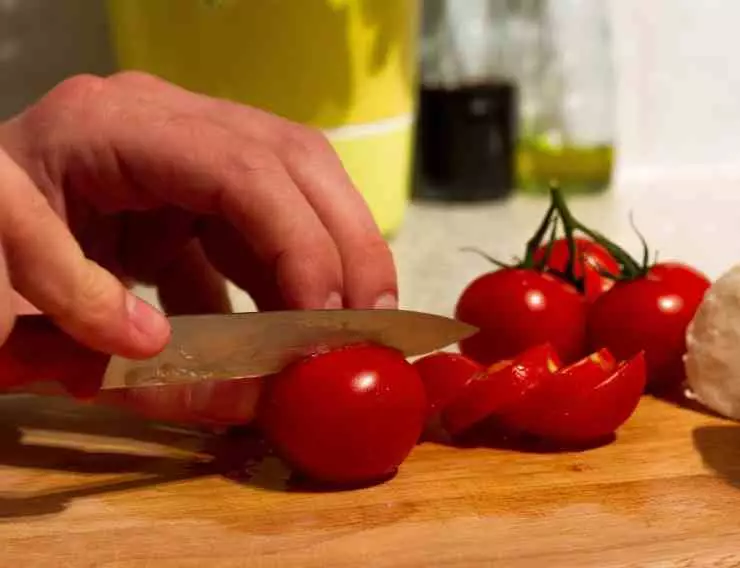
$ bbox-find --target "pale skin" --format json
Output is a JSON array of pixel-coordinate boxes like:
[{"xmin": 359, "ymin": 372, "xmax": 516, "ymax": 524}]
[{"xmin": 0, "ymin": 72, "xmax": 398, "ymax": 424}]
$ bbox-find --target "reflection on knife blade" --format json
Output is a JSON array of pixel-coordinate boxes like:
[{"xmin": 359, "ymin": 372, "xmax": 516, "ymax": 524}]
[{"xmin": 101, "ymin": 309, "xmax": 478, "ymax": 390}]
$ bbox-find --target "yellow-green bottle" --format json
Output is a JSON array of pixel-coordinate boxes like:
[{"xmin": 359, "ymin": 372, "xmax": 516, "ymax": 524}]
[
  {"xmin": 511, "ymin": 0, "xmax": 614, "ymax": 194},
  {"xmin": 105, "ymin": 0, "xmax": 420, "ymax": 237}
]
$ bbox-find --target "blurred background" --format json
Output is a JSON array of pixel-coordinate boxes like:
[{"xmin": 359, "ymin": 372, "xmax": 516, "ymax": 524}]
[{"xmin": 2, "ymin": 0, "xmax": 740, "ymax": 310}]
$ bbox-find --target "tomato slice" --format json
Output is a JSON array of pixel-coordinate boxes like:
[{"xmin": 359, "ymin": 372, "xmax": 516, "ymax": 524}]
[
  {"xmin": 501, "ymin": 350, "xmax": 646, "ymax": 444},
  {"xmin": 412, "ymin": 352, "xmax": 484, "ymax": 420},
  {"xmin": 441, "ymin": 344, "xmax": 561, "ymax": 436}
]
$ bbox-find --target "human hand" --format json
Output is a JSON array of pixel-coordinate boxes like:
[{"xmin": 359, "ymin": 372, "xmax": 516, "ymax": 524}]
[{"xmin": 0, "ymin": 72, "xmax": 397, "ymax": 424}]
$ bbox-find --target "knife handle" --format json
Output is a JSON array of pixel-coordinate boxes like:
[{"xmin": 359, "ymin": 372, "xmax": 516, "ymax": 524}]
[{"xmin": 0, "ymin": 315, "xmax": 109, "ymax": 398}]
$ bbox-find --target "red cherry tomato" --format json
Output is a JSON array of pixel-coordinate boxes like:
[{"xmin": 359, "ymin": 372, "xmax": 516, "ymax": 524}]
[
  {"xmin": 534, "ymin": 237, "xmax": 620, "ymax": 302},
  {"xmin": 456, "ymin": 268, "xmax": 587, "ymax": 366},
  {"xmin": 649, "ymin": 261, "xmax": 711, "ymax": 299},
  {"xmin": 441, "ymin": 344, "xmax": 561, "ymax": 436},
  {"xmin": 259, "ymin": 344, "xmax": 426, "ymax": 485},
  {"xmin": 412, "ymin": 352, "xmax": 483, "ymax": 420},
  {"xmin": 588, "ymin": 269, "xmax": 707, "ymax": 391},
  {"xmin": 501, "ymin": 350, "xmax": 645, "ymax": 444},
  {"xmin": 500, "ymin": 348, "xmax": 614, "ymax": 432}
]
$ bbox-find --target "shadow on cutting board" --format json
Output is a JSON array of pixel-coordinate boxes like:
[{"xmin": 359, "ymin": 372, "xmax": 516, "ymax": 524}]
[
  {"xmin": 692, "ymin": 425, "xmax": 740, "ymax": 489},
  {"xmin": 0, "ymin": 395, "xmax": 297, "ymax": 519}
]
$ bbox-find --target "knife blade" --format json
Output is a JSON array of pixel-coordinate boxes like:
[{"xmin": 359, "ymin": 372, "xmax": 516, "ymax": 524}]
[
  {"xmin": 0, "ymin": 311, "xmax": 477, "ymax": 393},
  {"xmin": 101, "ymin": 309, "xmax": 477, "ymax": 390}
]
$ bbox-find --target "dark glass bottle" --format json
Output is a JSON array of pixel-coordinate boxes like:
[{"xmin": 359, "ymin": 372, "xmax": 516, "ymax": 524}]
[{"xmin": 413, "ymin": 0, "xmax": 517, "ymax": 202}]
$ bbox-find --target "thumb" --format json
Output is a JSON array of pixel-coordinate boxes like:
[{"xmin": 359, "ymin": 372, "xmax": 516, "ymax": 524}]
[{"xmin": 0, "ymin": 148, "xmax": 170, "ymax": 358}]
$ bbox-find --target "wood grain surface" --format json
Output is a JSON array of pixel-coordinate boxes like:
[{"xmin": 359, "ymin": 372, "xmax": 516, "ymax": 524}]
[{"xmin": 1, "ymin": 393, "xmax": 739, "ymax": 567}]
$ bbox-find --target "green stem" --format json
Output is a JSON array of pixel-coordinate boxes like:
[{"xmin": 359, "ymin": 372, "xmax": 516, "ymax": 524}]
[
  {"xmin": 536, "ymin": 215, "xmax": 559, "ymax": 271},
  {"xmin": 460, "ymin": 247, "xmax": 512, "ymax": 269},
  {"xmin": 521, "ymin": 203, "xmax": 556, "ymax": 268},
  {"xmin": 549, "ymin": 185, "xmax": 644, "ymax": 278}
]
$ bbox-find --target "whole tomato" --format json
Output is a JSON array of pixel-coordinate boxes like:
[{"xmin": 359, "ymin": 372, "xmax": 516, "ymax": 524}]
[
  {"xmin": 259, "ymin": 344, "xmax": 426, "ymax": 485},
  {"xmin": 456, "ymin": 268, "xmax": 587, "ymax": 366},
  {"xmin": 649, "ymin": 261, "xmax": 711, "ymax": 298},
  {"xmin": 534, "ymin": 237, "xmax": 620, "ymax": 302},
  {"xmin": 588, "ymin": 266, "xmax": 708, "ymax": 391}
]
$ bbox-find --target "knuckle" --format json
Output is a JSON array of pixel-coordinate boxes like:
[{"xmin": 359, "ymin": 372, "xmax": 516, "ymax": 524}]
[
  {"xmin": 22, "ymin": 74, "xmax": 107, "ymax": 135},
  {"xmin": 282, "ymin": 125, "xmax": 335, "ymax": 162},
  {"xmin": 364, "ymin": 234, "xmax": 394, "ymax": 261},
  {"xmin": 277, "ymin": 232, "xmax": 340, "ymax": 275},
  {"xmin": 353, "ymin": 233, "xmax": 395, "ymax": 273},
  {"xmin": 40, "ymin": 74, "xmax": 106, "ymax": 112},
  {"xmin": 225, "ymin": 142, "xmax": 284, "ymax": 180},
  {"xmin": 109, "ymin": 70, "xmax": 161, "ymax": 88}
]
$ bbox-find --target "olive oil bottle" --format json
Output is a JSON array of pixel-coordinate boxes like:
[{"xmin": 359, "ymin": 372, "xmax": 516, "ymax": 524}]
[{"xmin": 510, "ymin": 0, "xmax": 614, "ymax": 194}]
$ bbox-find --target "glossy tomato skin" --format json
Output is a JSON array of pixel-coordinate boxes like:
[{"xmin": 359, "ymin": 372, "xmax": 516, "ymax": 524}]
[
  {"xmin": 259, "ymin": 344, "xmax": 426, "ymax": 485},
  {"xmin": 456, "ymin": 269, "xmax": 587, "ymax": 366},
  {"xmin": 588, "ymin": 273, "xmax": 706, "ymax": 391},
  {"xmin": 503, "ymin": 351, "xmax": 646, "ymax": 444},
  {"xmin": 441, "ymin": 343, "xmax": 561, "ymax": 436},
  {"xmin": 649, "ymin": 262, "xmax": 711, "ymax": 299},
  {"xmin": 499, "ymin": 348, "xmax": 614, "ymax": 434},
  {"xmin": 534, "ymin": 237, "xmax": 620, "ymax": 302},
  {"xmin": 413, "ymin": 352, "xmax": 483, "ymax": 420}
]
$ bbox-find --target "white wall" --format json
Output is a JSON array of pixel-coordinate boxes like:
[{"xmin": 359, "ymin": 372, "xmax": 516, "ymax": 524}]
[
  {"xmin": 3, "ymin": 0, "xmax": 740, "ymax": 186},
  {"xmin": 612, "ymin": 0, "xmax": 740, "ymax": 187},
  {"xmin": 0, "ymin": 0, "xmax": 114, "ymax": 119}
]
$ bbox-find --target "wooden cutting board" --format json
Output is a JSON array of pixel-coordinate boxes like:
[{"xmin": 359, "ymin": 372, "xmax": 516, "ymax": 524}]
[{"xmin": 1, "ymin": 393, "xmax": 740, "ymax": 567}]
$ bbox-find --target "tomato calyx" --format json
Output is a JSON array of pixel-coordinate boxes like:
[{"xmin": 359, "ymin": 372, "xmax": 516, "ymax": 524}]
[{"xmin": 548, "ymin": 184, "xmax": 648, "ymax": 281}]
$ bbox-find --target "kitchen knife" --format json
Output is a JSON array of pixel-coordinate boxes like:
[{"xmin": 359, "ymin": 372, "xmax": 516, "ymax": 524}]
[{"xmin": 0, "ymin": 311, "xmax": 477, "ymax": 392}]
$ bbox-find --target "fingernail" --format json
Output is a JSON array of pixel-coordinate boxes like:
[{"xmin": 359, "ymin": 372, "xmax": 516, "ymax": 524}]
[
  {"xmin": 374, "ymin": 292, "xmax": 398, "ymax": 310},
  {"xmin": 324, "ymin": 292, "xmax": 343, "ymax": 310},
  {"xmin": 126, "ymin": 293, "xmax": 170, "ymax": 342}
]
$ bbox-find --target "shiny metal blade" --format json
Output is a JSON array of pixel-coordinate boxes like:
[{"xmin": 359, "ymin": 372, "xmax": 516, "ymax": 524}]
[{"xmin": 101, "ymin": 309, "xmax": 477, "ymax": 390}]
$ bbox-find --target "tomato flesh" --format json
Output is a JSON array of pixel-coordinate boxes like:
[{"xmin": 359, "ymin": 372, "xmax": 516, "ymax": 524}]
[
  {"xmin": 441, "ymin": 344, "xmax": 561, "ymax": 436},
  {"xmin": 500, "ymin": 350, "xmax": 645, "ymax": 444},
  {"xmin": 412, "ymin": 352, "xmax": 483, "ymax": 419},
  {"xmin": 500, "ymin": 348, "xmax": 614, "ymax": 433},
  {"xmin": 259, "ymin": 344, "xmax": 426, "ymax": 485},
  {"xmin": 456, "ymin": 268, "xmax": 587, "ymax": 366}
]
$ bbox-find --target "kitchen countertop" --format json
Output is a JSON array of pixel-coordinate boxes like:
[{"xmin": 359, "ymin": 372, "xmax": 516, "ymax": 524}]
[
  {"xmin": 2, "ymin": 369, "xmax": 740, "ymax": 566},
  {"xmin": 5, "ymin": 184, "xmax": 740, "ymax": 566},
  {"xmin": 136, "ymin": 183, "xmax": 740, "ymax": 315}
]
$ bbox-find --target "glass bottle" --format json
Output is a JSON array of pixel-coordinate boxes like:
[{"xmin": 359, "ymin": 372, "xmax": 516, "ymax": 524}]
[
  {"xmin": 511, "ymin": 0, "xmax": 614, "ymax": 193},
  {"xmin": 414, "ymin": 0, "xmax": 518, "ymax": 201},
  {"xmin": 106, "ymin": 0, "xmax": 420, "ymax": 237}
]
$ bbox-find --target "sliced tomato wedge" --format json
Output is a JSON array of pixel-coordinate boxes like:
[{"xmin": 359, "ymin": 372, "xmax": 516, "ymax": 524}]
[
  {"xmin": 412, "ymin": 352, "xmax": 484, "ymax": 420},
  {"xmin": 441, "ymin": 344, "xmax": 561, "ymax": 436},
  {"xmin": 501, "ymin": 350, "xmax": 646, "ymax": 444}
]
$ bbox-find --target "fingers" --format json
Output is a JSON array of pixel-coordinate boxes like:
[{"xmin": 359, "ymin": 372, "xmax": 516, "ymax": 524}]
[
  {"xmin": 155, "ymin": 239, "xmax": 232, "ymax": 316},
  {"xmin": 199, "ymin": 218, "xmax": 285, "ymax": 311},
  {"xmin": 21, "ymin": 75, "xmax": 344, "ymax": 310},
  {"xmin": 107, "ymin": 72, "xmax": 398, "ymax": 308},
  {"xmin": 0, "ymin": 148, "xmax": 170, "ymax": 358},
  {"xmin": 11, "ymin": 290, "xmax": 40, "ymax": 315},
  {"xmin": 278, "ymin": 126, "xmax": 399, "ymax": 308},
  {"xmin": 0, "ymin": 251, "xmax": 15, "ymax": 346}
]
